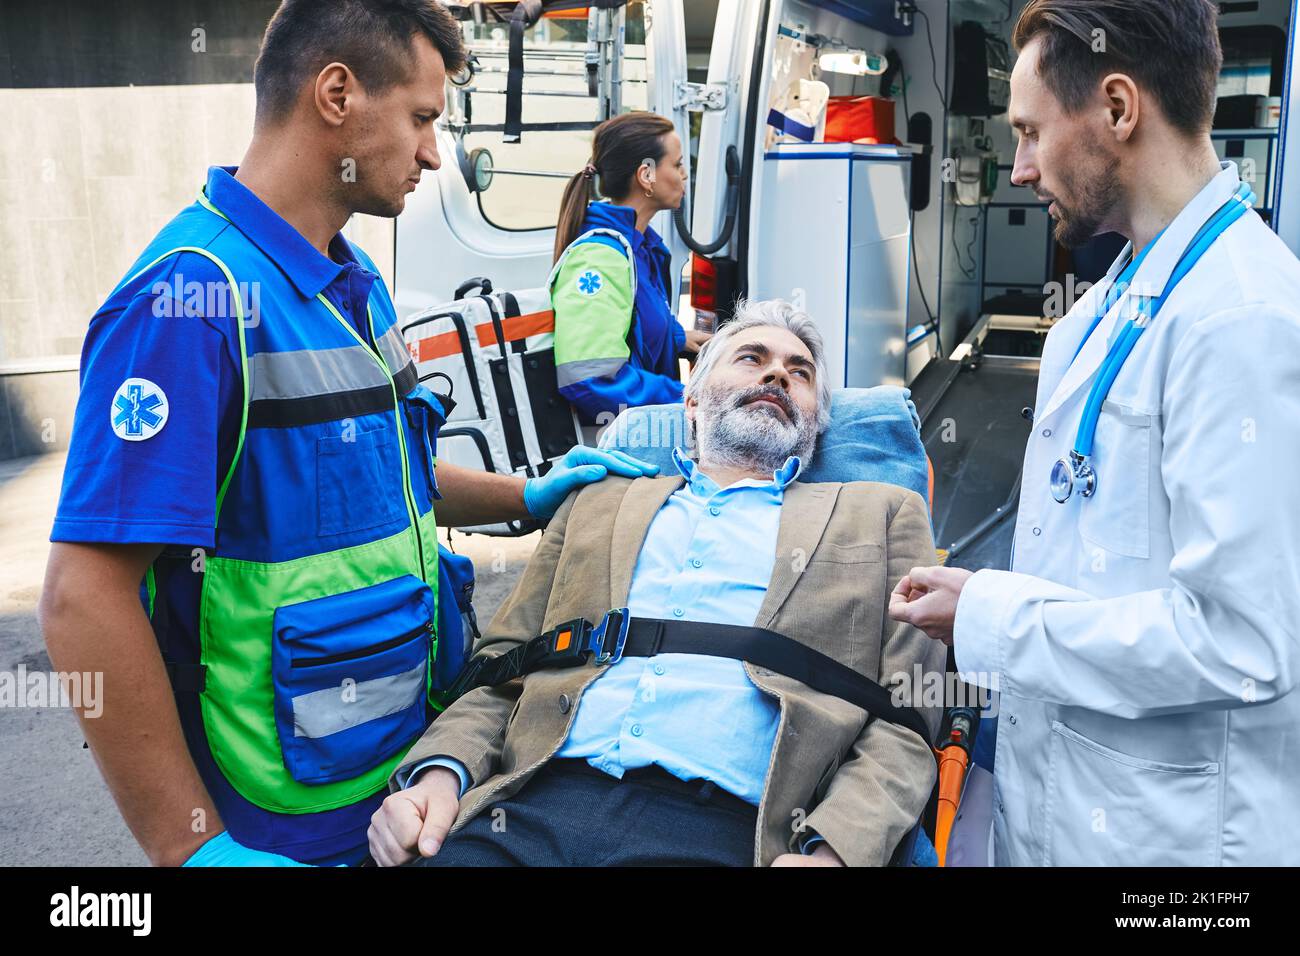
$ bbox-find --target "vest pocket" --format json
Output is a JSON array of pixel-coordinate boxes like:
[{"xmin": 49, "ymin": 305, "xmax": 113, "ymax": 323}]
[
  {"xmin": 271, "ymin": 574, "xmax": 434, "ymax": 785},
  {"xmin": 317, "ymin": 424, "xmax": 407, "ymax": 537},
  {"xmin": 402, "ymin": 386, "xmax": 445, "ymax": 503}
]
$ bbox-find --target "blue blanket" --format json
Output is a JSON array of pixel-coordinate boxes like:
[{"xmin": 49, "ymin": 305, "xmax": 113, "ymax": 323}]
[{"xmin": 598, "ymin": 386, "xmax": 928, "ymax": 503}]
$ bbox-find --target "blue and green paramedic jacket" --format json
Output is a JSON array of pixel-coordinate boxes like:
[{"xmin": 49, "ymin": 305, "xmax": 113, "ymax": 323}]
[
  {"xmin": 51, "ymin": 166, "xmax": 443, "ymax": 865},
  {"xmin": 550, "ymin": 201, "xmax": 687, "ymax": 425}
]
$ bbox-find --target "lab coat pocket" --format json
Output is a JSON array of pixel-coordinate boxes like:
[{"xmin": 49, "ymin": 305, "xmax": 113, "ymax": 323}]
[
  {"xmin": 1078, "ymin": 402, "xmax": 1152, "ymax": 559},
  {"xmin": 1043, "ymin": 721, "xmax": 1220, "ymax": 866}
]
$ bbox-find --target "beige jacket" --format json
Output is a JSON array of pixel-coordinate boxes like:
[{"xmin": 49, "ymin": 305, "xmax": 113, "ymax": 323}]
[{"xmin": 394, "ymin": 475, "xmax": 945, "ymax": 866}]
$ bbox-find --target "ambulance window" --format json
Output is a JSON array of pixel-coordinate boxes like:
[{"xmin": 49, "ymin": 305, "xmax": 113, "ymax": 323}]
[
  {"xmin": 1216, "ymin": 26, "xmax": 1287, "ymax": 99},
  {"xmin": 457, "ymin": 3, "xmax": 648, "ymax": 233}
]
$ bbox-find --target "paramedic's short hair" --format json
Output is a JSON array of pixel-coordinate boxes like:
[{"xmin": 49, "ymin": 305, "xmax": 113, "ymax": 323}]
[
  {"xmin": 687, "ymin": 298, "xmax": 833, "ymax": 432},
  {"xmin": 1013, "ymin": 0, "xmax": 1221, "ymax": 137},
  {"xmin": 254, "ymin": 0, "xmax": 466, "ymax": 123}
]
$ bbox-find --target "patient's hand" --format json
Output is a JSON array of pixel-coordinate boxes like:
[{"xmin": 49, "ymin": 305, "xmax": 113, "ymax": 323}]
[
  {"xmin": 367, "ymin": 767, "xmax": 462, "ymax": 867},
  {"xmin": 771, "ymin": 844, "xmax": 846, "ymax": 867}
]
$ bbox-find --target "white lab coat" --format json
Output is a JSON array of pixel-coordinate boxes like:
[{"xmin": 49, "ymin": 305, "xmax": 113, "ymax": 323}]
[{"xmin": 954, "ymin": 163, "xmax": 1300, "ymax": 866}]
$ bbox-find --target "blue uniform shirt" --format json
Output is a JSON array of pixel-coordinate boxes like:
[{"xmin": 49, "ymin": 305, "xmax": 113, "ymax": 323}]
[
  {"xmin": 557, "ymin": 202, "xmax": 687, "ymax": 424},
  {"xmin": 51, "ymin": 166, "xmax": 399, "ymax": 864}
]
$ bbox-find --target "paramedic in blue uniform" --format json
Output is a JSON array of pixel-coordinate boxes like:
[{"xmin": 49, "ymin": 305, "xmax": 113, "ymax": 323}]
[
  {"xmin": 550, "ymin": 112, "xmax": 712, "ymax": 426},
  {"xmin": 38, "ymin": 0, "xmax": 654, "ymax": 868}
]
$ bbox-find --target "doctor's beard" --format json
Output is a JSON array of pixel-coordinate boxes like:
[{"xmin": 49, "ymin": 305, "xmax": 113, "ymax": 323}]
[
  {"xmin": 693, "ymin": 380, "xmax": 819, "ymax": 475},
  {"xmin": 1046, "ymin": 145, "xmax": 1122, "ymax": 249}
]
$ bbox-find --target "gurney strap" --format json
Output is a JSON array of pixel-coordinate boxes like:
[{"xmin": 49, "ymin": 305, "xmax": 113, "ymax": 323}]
[{"xmin": 446, "ymin": 611, "xmax": 932, "ymax": 745}]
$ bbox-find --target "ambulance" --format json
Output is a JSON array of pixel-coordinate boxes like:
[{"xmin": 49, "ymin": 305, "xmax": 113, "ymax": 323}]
[{"xmin": 395, "ymin": 0, "xmax": 1300, "ymax": 564}]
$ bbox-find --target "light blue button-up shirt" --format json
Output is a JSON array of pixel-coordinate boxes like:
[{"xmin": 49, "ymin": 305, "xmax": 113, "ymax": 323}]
[
  {"xmin": 551, "ymin": 447, "xmax": 799, "ymax": 804},
  {"xmin": 406, "ymin": 448, "xmax": 799, "ymax": 808}
]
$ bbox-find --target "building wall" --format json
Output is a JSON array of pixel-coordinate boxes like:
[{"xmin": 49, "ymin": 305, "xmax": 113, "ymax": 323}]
[{"xmin": 0, "ymin": 0, "xmax": 395, "ymax": 458}]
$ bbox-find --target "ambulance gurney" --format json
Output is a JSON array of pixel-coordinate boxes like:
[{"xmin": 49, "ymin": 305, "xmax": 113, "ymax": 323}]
[
  {"xmin": 598, "ymin": 388, "xmax": 983, "ymax": 866},
  {"xmin": 401, "ymin": 278, "xmax": 582, "ymax": 535}
]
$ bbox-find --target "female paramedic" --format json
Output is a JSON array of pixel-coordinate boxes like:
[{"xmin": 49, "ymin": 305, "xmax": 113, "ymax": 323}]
[{"xmin": 549, "ymin": 111, "xmax": 711, "ymax": 425}]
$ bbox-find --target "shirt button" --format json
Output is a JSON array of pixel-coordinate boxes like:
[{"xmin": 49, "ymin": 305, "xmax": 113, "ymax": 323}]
[
  {"xmin": 630, "ymin": 723, "xmax": 643, "ymax": 737},
  {"xmin": 1042, "ymin": 428, "xmax": 1052, "ymax": 438},
  {"xmin": 558, "ymin": 694, "xmax": 571, "ymax": 714},
  {"xmin": 1032, "ymin": 527, "xmax": 1042, "ymax": 536},
  {"xmin": 1008, "ymin": 714, "xmax": 1017, "ymax": 725},
  {"xmin": 672, "ymin": 607, "xmax": 685, "ymax": 617},
  {"xmin": 654, "ymin": 664, "xmax": 666, "ymax": 676},
  {"xmin": 690, "ymin": 558, "xmax": 703, "ymax": 569},
  {"xmin": 709, "ymin": 506, "xmax": 721, "ymax": 516},
  {"xmin": 998, "ymin": 802, "xmax": 1006, "ymax": 814}
]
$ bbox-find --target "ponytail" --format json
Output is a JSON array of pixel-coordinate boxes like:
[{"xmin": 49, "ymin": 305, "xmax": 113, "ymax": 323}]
[
  {"xmin": 553, "ymin": 168, "xmax": 594, "ymax": 263},
  {"xmin": 552, "ymin": 111, "xmax": 676, "ymax": 263}
]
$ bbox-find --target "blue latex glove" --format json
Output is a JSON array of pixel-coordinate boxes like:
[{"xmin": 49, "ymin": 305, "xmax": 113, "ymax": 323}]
[
  {"xmin": 183, "ymin": 831, "xmax": 311, "ymax": 867},
  {"xmin": 523, "ymin": 445, "xmax": 659, "ymax": 519}
]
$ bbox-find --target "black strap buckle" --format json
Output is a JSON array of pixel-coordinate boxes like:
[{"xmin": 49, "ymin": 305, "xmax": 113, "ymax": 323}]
[
  {"xmin": 535, "ymin": 617, "xmax": 594, "ymax": 669},
  {"xmin": 536, "ymin": 607, "xmax": 630, "ymax": 669},
  {"xmin": 442, "ymin": 607, "xmax": 635, "ymax": 705},
  {"xmin": 588, "ymin": 607, "xmax": 630, "ymax": 665}
]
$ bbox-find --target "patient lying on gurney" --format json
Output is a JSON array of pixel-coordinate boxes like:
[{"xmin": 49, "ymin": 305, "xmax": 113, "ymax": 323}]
[{"xmin": 368, "ymin": 299, "xmax": 945, "ymax": 867}]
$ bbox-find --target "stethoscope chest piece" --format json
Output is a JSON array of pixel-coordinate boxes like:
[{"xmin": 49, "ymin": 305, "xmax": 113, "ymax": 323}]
[
  {"xmin": 1045, "ymin": 181, "xmax": 1255, "ymax": 507},
  {"xmin": 1051, "ymin": 451, "xmax": 1096, "ymax": 504}
]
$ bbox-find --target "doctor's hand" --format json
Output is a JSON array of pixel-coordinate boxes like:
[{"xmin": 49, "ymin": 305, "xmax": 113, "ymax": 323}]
[
  {"xmin": 523, "ymin": 445, "xmax": 659, "ymax": 519},
  {"xmin": 888, "ymin": 565, "xmax": 974, "ymax": 646},
  {"xmin": 368, "ymin": 767, "xmax": 462, "ymax": 867}
]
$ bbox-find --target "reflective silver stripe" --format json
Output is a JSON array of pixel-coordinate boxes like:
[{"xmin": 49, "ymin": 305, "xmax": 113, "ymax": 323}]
[
  {"xmin": 556, "ymin": 357, "xmax": 627, "ymax": 387},
  {"xmin": 376, "ymin": 323, "xmax": 414, "ymax": 378},
  {"xmin": 546, "ymin": 227, "xmax": 637, "ymax": 301},
  {"xmin": 249, "ymin": 346, "xmax": 390, "ymax": 402},
  {"xmin": 291, "ymin": 663, "xmax": 425, "ymax": 738}
]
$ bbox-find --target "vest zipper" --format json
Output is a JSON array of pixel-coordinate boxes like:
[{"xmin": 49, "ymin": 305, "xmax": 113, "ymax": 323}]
[
  {"xmin": 370, "ymin": 309, "xmax": 428, "ymax": 580},
  {"xmin": 290, "ymin": 624, "xmax": 429, "ymax": 668},
  {"xmin": 316, "ymin": 296, "xmax": 427, "ymax": 581}
]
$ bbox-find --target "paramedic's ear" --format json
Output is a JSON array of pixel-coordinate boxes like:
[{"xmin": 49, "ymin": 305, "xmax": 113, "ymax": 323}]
[
  {"xmin": 314, "ymin": 61, "xmax": 355, "ymax": 128},
  {"xmin": 638, "ymin": 157, "xmax": 657, "ymax": 193}
]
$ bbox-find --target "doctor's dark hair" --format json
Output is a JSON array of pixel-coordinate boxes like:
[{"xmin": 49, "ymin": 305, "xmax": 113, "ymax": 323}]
[
  {"xmin": 254, "ymin": 0, "xmax": 466, "ymax": 123},
  {"xmin": 1013, "ymin": 0, "xmax": 1222, "ymax": 136},
  {"xmin": 554, "ymin": 111, "xmax": 677, "ymax": 263}
]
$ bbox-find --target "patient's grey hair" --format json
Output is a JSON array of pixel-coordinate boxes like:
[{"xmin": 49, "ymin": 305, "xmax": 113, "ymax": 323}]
[{"xmin": 686, "ymin": 298, "xmax": 833, "ymax": 432}]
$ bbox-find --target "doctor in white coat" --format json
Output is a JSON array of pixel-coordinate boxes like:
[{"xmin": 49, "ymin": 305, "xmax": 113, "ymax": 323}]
[{"xmin": 890, "ymin": 0, "xmax": 1300, "ymax": 866}]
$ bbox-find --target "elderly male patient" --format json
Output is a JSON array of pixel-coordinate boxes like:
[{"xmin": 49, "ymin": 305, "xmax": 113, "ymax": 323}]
[{"xmin": 369, "ymin": 299, "xmax": 945, "ymax": 867}]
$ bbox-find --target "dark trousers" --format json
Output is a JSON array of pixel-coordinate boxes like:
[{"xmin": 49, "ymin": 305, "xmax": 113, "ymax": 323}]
[{"xmin": 412, "ymin": 759, "xmax": 758, "ymax": 867}]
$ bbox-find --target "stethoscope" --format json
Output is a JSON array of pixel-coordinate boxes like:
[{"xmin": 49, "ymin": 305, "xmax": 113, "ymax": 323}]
[{"xmin": 1050, "ymin": 182, "xmax": 1256, "ymax": 504}]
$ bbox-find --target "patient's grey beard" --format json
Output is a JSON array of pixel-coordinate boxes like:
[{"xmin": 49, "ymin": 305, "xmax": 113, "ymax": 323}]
[{"xmin": 694, "ymin": 381, "xmax": 818, "ymax": 475}]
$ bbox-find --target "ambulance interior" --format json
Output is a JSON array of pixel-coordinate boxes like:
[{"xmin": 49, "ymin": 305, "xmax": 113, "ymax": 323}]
[{"xmin": 399, "ymin": 0, "xmax": 1296, "ymax": 573}]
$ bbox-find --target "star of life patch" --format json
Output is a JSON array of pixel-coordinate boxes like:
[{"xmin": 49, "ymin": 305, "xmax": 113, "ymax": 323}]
[
  {"xmin": 576, "ymin": 269, "xmax": 604, "ymax": 296},
  {"xmin": 111, "ymin": 377, "xmax": 169, "ymax": 441}
]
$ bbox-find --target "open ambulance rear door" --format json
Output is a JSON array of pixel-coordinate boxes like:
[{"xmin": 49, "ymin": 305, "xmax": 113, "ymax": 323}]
[{"xmin": 394, "ymin": 1, "xmax": 696, "ymax": 322}]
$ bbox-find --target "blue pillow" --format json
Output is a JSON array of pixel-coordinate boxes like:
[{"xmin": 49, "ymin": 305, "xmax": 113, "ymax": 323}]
[{"xmin": 598, "ymin": 386, "xmax": 928, "ymax": 504}]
